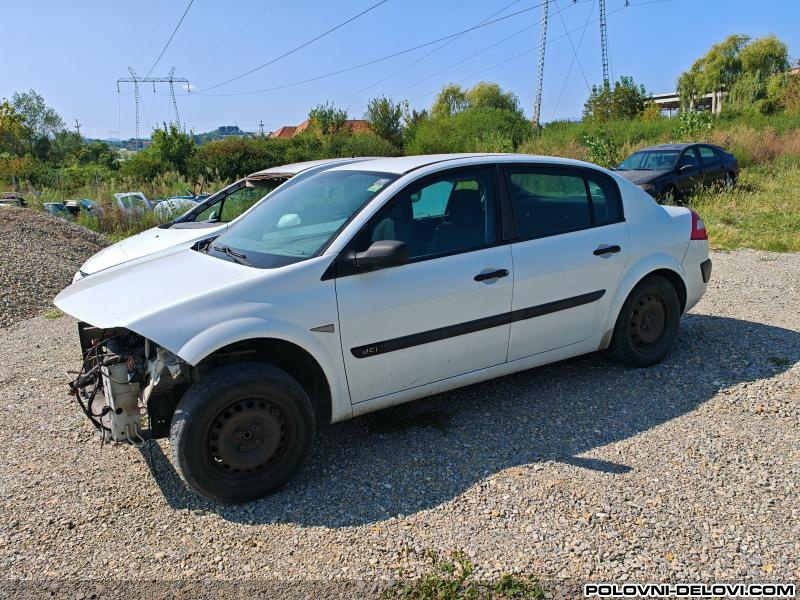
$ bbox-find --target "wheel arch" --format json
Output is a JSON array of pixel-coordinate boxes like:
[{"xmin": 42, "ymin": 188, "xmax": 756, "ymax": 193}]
[
  {"xmin": 598, "ymin": 254, "xmax": 688, "ymax": 349},
  {"xmin": 196, "ymin": 337, "xmax": 333, "ymax": 427}
]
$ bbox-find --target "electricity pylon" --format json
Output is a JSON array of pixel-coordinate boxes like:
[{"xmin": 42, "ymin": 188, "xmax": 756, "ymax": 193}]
[{"xmin": 117, "ymin": 67, "xmax": 189, "ymax": 148}]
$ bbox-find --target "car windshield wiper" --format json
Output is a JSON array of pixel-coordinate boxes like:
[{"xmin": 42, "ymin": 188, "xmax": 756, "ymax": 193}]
[{"xmin": 213, "ymin": 244, "xmax": 253, "ymax": 267}]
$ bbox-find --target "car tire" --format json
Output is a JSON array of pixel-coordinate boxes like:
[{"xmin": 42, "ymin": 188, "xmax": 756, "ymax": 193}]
[
  {"xmin": 169, "ymin": 361, "xmax": 316, "ymax": 503},
  {"xmin": 606, "ymin": 274, "xmax": 681, "ymax": 368}
]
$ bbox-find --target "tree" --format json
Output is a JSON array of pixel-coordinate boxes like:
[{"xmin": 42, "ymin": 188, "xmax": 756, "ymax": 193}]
[
  {"xmin": 149, "ymin": 123, "xmax": 195, "ymax": 174},
  {"xmin": 431, "ymin": 84, "xmax": 469, "ymax": 119},
  {"xmin": 0, "ymin": 99, "xmax": 28, "ymax": 155},
  {"xmin": 583, "ymin": 76, "xmax": 651, "ymax": 122},
  {"xmin": 11, "ymin": 90, "xmax": 65, "ymax": 142},
  {"xmin": 465, "ymin": 81, "xmax": 521, "ymax": 113},
  {"xmin": 677, "ymin": 35, "xmax": 789, "ymax": 110},
  {"xmin": 364, "ymin": 96, "xmax": 403, "ymax": 146},
  {"xmin": 307, "ymin": 102, "xmax": 348, "ymax": 136}
]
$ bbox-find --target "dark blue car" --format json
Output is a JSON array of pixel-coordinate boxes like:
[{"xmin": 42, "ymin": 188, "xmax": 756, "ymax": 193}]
[{"xmin": 613, "ymin": 143, "xmax": 739, "ymax": 204}]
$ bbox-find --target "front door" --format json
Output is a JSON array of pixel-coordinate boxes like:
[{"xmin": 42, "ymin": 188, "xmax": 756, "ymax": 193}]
[
  {"xmin": 502, "ymin": 165, "xmax": 629, "ymax": 360},
  {"xmin": 335, "ymin": 166, "xmax": 513, "ymax": 404},
  {"xmin": 675, "ymin": 147, "xmax": 704, "ymax": 195}
]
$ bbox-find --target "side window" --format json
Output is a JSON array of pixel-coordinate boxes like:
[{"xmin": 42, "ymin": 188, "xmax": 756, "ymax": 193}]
[
  {"xmin": 678, "ymin": 149, "xmax": 699, "ymax": 169},
  {"xmin": 698, "ymin": 146, "xmax": 717, "ymax": 165},
  {"xmin": 506, "ymin": 169, "xmax": 591, "ymax": 238},
  {"xmin": 586, "ymin": 172, "xmax": 622, "ymax": 225},
  {"xmin": 361, "ymin": 167, "xmax": 499, "ymax": 260}
]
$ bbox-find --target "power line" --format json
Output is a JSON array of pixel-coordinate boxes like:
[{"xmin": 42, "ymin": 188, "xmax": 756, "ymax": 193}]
[
  {"xmin": 344, "ymin": 0, "xmax": 523, "ymax": 101},
  {"xmin": 195, "ymin": 2, "xmax": 550, "ymax": 97},
  {"xmin": 552, "ymin": 0, "xmax": 595, "ymax": 118},
  {"xmin": 199, "ymin": 0, "xmax": 390, "ymax": 93},
  {"xmin": 391, "ymin": 0, "xmax": 578, "ymax": 97},
  {"xmin": 555, "ymin": 0, "xmax": 590, "ymax": 90},
  {"xmin": 145, "ymin": 0, "xmax": 195, "ymax": 78}
]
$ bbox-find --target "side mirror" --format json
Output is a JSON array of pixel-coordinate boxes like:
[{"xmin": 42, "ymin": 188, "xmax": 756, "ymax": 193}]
[{"xmin": 354, "ymin": 240, "xmax": 408, "ymax": 271}]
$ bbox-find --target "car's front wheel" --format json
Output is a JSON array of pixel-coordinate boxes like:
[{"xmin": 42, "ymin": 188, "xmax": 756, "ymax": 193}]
[
  {"xmin": 606, "ymin": 274, "xmax": 681, "ymax": 367},
  {"xmin": 170, "ymin": 362, "xmax": 315, "ymax": 503}
]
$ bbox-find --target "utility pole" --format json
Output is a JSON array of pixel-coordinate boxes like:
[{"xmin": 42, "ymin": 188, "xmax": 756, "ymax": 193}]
[
  {"xmin": 74, "ymin": 118, "xmax": 81, "ymax": 138},
  {"xmin": 117, "ymin": 67, "xmax": 189, "ymax": 148},
  {"xmin": 599, "ymin": 0, "xmax": 610, "ymax": 87},
  {"xmin": 532, "ymin": 0, "xmax": 548, "ymax": 127},
  {"xmin": 259, "ymin": 119, "xmax": 265, "ymax": 137}
]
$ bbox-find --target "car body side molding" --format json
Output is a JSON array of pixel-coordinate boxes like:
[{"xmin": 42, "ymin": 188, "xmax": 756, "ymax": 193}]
[{"xmin": 350, "ymin": 289, "xmax": 605, "ymax": 358}]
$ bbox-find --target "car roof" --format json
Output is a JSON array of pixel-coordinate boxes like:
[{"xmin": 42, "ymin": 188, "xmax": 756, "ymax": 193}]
[
  {"xmin": 247, "ymin": 157, "xmax": 372, "ymax": 179},
  {"xmin": 328, "ymin": 153, "xmax": 608, "ymax": 175},
  {"xmin": 637, "ymin": 143, "xmax": 705, "ymax": 151}
]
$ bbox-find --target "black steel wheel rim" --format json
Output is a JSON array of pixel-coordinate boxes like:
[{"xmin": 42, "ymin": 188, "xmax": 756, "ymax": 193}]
[
  {"xmin": 204, "ymin": 395, "xmax": 294, "ymax": 477},
  {"xmin": 629, "ymin": 291, "xmax": 667, "ymax": 349}
]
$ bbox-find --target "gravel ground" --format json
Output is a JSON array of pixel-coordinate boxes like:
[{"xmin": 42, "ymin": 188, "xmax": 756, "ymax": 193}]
[
  {"xmin": 1, "ymin": 250, "xmax": 798, "ymax": 598},
  {"xmin": 0, "ymin": 207, "xmax": 108, "ymax": 328}
]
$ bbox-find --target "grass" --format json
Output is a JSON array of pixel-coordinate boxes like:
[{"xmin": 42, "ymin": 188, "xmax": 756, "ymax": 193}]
[
  {"xmin": 382, "ymin": 551, "xmax": 544, "ymax": 600},
  {"xmin": 42, "ymin": 308, "xmax": 64, "ymax": 320},
  {"xmin": 690, "ymin": 160, "xmax": 800, "ymax": 252}
]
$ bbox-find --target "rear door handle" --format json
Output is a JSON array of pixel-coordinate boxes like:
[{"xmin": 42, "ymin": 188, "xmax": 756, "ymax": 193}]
[
  {"xmin": 474, "ymin": 269, "xmax": 509, "ymax": 281},
  {"xmin": 593, "ymin": 245, "xmax": 621, "ymax": 256}
]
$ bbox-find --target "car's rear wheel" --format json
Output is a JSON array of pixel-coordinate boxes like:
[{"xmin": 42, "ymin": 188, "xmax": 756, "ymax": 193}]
[
  {"xmin": 606, "ymin": 275, "xmax": 681, "ymax": 367},
  {"xmin": 724, "ymin": 171, "xmax": 736, "ymax": 190},
  {"xmin": 170, "ymin": 362, "xmax": 315, "ymax": 503}
]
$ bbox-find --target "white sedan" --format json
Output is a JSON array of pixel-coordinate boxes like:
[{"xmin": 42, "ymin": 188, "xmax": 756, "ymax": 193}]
[
  {"xmin": 74, "ymin": 158, "xmax": 369, "ymax": 280},
  {"xmin": 56, "ymin": 153, "xmax": 711, "ymax": 502}
]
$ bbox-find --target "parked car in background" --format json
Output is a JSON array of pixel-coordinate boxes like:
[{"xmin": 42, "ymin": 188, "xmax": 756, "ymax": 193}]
[
  {"xmin": 64, "ymin": 199, "xmax": 102, "ymax": 218},
  {"xmin": 153, "ymin": 193, "xmax": 211, "ymax": 220},
  {"xmin": 73, "ymin": 158, "xmax": 372, "ymax": 280},
  {"xmin": 113, "ymin": 192, "xmax": 153, "ymax": 214},
  {"xmin": 0, "ymin": 193, "xmax": 27, "ymax": 208},
  {"xmin": 43, "ymin": 202, "xmax": 71, "ymax": 218},
  {"xmin": 57, "ymin": 153, "xmax": 712, "ymax": 502},
  {"xmin": 613, "ymin": 143, "xmax": 739, "ymax": 203}
]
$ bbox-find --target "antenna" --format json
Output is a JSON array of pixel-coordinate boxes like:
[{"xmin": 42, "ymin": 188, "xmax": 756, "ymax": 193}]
[
  {"xmin": 117, "ymin": 67, "xmax": 189, "ymax": 148},
  {"xmin": 259, "ymin": 119, "xmax": 265, "ymax": 136},
  {"xmin": 74, "ymin": 118, "xmax": 81, "ymax": 138},
  {"xmin": 532, "ymin": 0, "xmax": 548, "ymax": 127}
]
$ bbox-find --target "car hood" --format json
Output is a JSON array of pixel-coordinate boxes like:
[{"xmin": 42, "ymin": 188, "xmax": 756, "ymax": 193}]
[
  {"xmin": 614, "ymin": 170, "xmax": 665, "ymax": 185},
  {"xmin": 79, "ymin": 225, "xmax": 223, "ymax": 275}
]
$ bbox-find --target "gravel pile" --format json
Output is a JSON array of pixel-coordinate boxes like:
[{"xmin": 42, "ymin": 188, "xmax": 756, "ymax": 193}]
[
  {"xmin": 0, "ymin": 207, "xmax": 108, "ymax": 328},
  {"xmin": 0, "ymin": 250, "xmax": 798, "ymax": 598}
]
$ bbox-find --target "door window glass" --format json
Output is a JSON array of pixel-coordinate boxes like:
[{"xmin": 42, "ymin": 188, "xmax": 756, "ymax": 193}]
[
  {"xmin": 507, "ymin": 171, "xmax": 591, "ymax": 238},
  {"xmin": 364, "ymin": 168, "xmax": 498, "ymax": 259},
  {"xmin": 678, "ymin": 149, "xmax": 699, "ymax": 169},
  {"xmin": 586, "ymin": 173, "xmax": 622, "ymax": 225},
  {"xmin": 698, "ymin": 146, "xmax": 717, "ymax": 165}
]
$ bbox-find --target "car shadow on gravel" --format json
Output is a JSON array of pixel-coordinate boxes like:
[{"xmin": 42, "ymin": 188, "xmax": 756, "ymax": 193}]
[{"xmin": 140, "ymin": 313, "xmax": 800, "ymax": 526}]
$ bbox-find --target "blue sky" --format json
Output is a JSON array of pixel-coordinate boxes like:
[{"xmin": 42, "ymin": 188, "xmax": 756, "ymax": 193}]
[{"xmin": 2, "ymin": 0, "xmax": 798, "ymax": 139}]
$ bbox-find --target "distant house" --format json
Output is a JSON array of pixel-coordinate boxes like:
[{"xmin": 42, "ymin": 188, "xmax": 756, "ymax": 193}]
[
  {"xmin": 269, "ymin": 126, "xmax": 298, "ymax": 139},
  {"xmin": 269, "ymin": 119, "xmax": 371, "ymax": 137}
]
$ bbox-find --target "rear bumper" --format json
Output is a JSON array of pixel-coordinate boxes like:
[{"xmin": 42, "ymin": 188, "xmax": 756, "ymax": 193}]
[{"xmin": 682, "ymin": 241, "xmax": 711, "ymax": 313}]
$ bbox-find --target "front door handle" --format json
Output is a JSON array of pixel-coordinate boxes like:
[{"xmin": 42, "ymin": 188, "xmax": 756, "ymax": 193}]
[
  {"xmin": 474, "ymin": 269, "xmax": 509, "ymax": 282},
  {"xmin": 593, "ymin": 245, "xmax": 621, "ymax": 256}
]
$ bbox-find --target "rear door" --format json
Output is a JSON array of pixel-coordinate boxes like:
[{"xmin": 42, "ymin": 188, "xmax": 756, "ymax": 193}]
[
  {"xmin": 502, "ymin": 165, "xmax": 628, "ymax": 360},
  {"xmin": 335, "ymin": 165, "xmax": 513, "ymax": 404},
  {"xmin": 698, "ymin": 145, "xmax": 725, "ymax": 186}
]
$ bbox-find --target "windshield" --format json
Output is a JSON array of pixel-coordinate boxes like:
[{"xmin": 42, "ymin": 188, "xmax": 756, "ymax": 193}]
[
  {"xmin": 616, "ymin": 150, "xmax": 679, "ymax": 171},
  {"xmin": 208, "ymin": 170, "xmax": 397, "ymax": 268}
]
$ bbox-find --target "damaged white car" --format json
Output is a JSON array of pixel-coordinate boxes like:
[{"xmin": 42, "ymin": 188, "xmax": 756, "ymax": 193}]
[{"xmin": 55, "ymin": 154, "xmax": 711, "ymax": 503}]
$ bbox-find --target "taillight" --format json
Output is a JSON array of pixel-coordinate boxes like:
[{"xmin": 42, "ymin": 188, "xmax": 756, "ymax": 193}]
[{"xmin": 690, "ymin": 209, "xmax": 708, "ymax": 240}]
